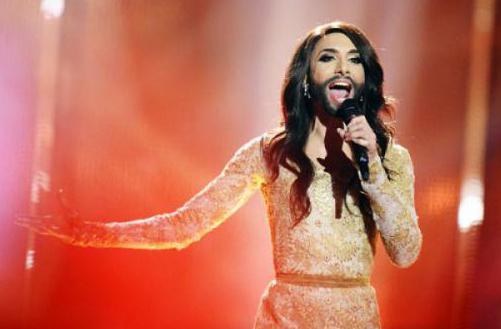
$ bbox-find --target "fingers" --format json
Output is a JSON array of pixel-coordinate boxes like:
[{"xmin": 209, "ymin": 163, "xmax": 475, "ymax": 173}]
[
  {"xmin": 339, "ymin": 116, "xmax": 377, "ymax": 152},
  {"xmin": 14, "ymin": 215, "xmax": 34, "ymax": 228},
  {"xmin": 57, "ymin": 188, "xmax": 72, "ymax": 212},
  {"xmin": 57, "ymin": 189, "xmax": 80, "ymax": 219},
  {"xmin": 15, "ymin": 214, "xmax": 56, "ymax": 226},
  {"xmin": 336, "ymin": 128, "xmax": 345, "ymax": 139},
  {"xmin": 346, "ymin": 117, "xmax": 367, "ymax": 134},
  {"xmin": 14, "ymin": 188, "xmax": 79, "ymax": 242},
  {"xmin": 338, "ymin": 126, "xmax": 367, "ymax": 143},
  {"xmin": 350, "ymin": 137, "xmax": 370, "ymax": 147},
  {"xmin": 14, "ymin": 215, "xmax": 58, "ymax": 236},
  {"xmin": 15, "ymin": 212, "xmax": 65, "ymax": 230},
  {"xmin": 344, "ymin": 128, "xmax": 369, "ymax": 142}
]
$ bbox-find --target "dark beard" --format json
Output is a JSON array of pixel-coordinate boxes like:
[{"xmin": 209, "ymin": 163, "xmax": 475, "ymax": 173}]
[{"xmin": 310, "ymin": 76, "xmax": 364, "ymax": 116}]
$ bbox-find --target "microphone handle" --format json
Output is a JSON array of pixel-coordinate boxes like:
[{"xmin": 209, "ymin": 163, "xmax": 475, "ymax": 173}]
[{"xmin": 352, "ymin": 142, "xmax": 369, "ymax": 181}]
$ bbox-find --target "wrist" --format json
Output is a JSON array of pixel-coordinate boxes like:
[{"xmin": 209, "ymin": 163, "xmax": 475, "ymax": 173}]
[{"xmin": 368, "ymin": 148, "xmax": 379, "ymax": 164}]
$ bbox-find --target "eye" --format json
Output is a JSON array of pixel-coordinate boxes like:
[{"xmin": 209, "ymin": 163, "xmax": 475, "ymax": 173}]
[
  {"xmin": 350, "ymin": 57, "xmax": 362, "ymax": 64},
  {"xmin": 319, "ymin": 54, "xmax": 334, "ymax": 62}
]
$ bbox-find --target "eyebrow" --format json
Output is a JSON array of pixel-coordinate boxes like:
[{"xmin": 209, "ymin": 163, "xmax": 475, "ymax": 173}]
[{"xmin": 318, "ymin": 48, "xmax": 360, "ymax": 56}]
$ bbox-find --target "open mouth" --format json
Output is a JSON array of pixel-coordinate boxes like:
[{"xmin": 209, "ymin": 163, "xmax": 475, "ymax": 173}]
[{"xmin": 327, "ymin": 79, "xmax": 353, "ymax": 104}]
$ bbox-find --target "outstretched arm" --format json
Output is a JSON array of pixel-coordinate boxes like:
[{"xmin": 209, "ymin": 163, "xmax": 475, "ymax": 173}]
[
  {"xmin": 359, "ymin": 142, "xmax": 423, "ymax": 268},
  {"xmin": 19, "ymin": 134, "xmax": 267, "ymax": 250}
]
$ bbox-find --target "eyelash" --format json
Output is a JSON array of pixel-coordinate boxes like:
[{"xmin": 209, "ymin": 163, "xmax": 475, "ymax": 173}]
[
  {"xmin": 319, "ymin": 55, "xmax": 362, "ymax": 64},
  {"xmin": 350, "ymin": 57, "xmax": 362, "ymax": 64},
  {"xmin": 319, "ymin": 55, "xmax": 334, "ymax": 62}
]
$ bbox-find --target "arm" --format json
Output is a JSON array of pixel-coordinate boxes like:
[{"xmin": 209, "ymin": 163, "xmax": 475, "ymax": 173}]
[
  {"xmin": 70, "ymin": 134, "xmax": 267, "ymax": 250},
  {"xmin": 359, "ymin": 141, "xmax": 423, "ymax": 268}
]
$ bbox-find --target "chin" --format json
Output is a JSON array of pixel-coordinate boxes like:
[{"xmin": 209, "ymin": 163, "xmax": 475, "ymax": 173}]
[
  {"xmin": 321, "ymin": 93, "xmax": 339, "ymax": 116},
  {"xmin": 323, "ymin": 102, "xmax": 338, "ymax": 116}
]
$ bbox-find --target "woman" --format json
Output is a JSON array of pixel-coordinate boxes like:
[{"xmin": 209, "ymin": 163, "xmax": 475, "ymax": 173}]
[{"xmin": 17, "ymin": 21, "xmax": 422, "ymax": 328}]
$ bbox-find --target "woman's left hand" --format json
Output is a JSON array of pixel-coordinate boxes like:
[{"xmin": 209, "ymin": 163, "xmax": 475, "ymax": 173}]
[{"xmin": 336, "ymin": 116, "xmax": 378, "ymax": 161}]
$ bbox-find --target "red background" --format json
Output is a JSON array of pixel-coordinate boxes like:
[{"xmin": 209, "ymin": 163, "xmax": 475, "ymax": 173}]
[{"xmin": 1, "ymin": 1, "xmax": 500, "ymax": 328}]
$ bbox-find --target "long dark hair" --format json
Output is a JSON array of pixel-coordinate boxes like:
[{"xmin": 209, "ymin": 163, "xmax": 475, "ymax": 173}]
[{"xmin": 263, "ymin": 21, "xmax": 395, "ymax": 251}]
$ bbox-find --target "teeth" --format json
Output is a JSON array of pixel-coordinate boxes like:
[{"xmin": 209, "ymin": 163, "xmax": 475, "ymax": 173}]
[{"xmin": 330, "ymin": 81, "xmax": 351, "ymax": 91}]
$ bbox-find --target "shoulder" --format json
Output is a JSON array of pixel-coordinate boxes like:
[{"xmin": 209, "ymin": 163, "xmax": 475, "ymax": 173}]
[
  {"xmin": 230, "ymin": 130, "xmax": 278, "ymax": 168},
  {"xmin": 238, "ymin": 128, "xmax": 282, "ymax": 154},
  {"xmin": 383, "ymin": 138, "xmax": 414, "ymax": 176},
  {"xmin": 385, "ymin": 138, "xmax": 412, "ymax": 160},
  {"xmin": 236, "ymin": 131, "xmax": 271, "ymax": 155}
]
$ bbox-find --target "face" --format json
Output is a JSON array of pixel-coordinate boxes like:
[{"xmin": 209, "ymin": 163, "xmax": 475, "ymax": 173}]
[{"xmin": 309, "ymin": 32, "xmax": 365, "ymax": 113}]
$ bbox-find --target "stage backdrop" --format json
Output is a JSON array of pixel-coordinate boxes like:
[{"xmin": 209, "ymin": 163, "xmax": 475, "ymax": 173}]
[{"xmin": 1, "ymin": 1, "xmax": 499, "ymax": 329}]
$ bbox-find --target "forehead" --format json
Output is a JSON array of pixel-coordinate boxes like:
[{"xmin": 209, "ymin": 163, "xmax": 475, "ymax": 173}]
[{"xmin": 312, "ymin": 32, "xmax": 358, "ymax": 55}]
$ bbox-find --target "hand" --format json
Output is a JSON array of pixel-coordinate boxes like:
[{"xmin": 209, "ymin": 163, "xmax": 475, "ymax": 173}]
[
  {"xmin": 15, "ymin": 189, "xmax": 80, "ymax": 244},
  {"xmin": 336, "ymin": 116, "xmax": 378, "ymax": 161}
]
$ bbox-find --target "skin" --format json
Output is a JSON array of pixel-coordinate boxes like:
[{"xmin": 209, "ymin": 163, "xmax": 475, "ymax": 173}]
[{"xmin": 304, "ymin": 33, "xmax": 378, "ymax": 169}]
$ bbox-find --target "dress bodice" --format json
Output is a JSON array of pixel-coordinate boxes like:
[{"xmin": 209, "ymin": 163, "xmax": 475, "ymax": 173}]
[{"xmin": 262, "ymin": 159, "xmax": 374, "ymax": 279}]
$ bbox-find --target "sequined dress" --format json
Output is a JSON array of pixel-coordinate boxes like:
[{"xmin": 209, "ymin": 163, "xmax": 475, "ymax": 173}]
[{"xmin": 70, "ymin": 132, "xmax": 423, "ymax": 329}]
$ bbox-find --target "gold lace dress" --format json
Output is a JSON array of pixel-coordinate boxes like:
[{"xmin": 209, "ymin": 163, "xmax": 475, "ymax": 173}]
[{"xmin": 70, "ymin": 132, "xmax": 422, "ymax": 329}]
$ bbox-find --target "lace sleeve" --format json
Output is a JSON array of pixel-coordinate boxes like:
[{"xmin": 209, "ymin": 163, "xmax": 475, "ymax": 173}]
[
  {"xmin": 70, "ymin": 134, "xmax": 267, "ymax": 250},
  {"xmin": 359, "ymin": 141, "xmax": 423, "ymax": 268}
]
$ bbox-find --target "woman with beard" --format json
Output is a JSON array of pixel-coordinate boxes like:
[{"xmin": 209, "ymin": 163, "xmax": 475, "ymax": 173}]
[{"xmin": 17, "ymin": 21, "xmax": 422, "ymax": 328}]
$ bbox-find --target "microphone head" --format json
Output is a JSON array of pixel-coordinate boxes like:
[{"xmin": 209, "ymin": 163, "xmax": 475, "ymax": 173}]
[{"xmin": 335, "ymin": 98, "xmax": 363, "ymax": 123}]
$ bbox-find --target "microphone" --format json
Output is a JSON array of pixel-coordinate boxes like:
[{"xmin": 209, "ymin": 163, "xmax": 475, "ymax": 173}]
[{"xmin": 335, "ymin": 98, "xmax": 370, "ymax": 181}]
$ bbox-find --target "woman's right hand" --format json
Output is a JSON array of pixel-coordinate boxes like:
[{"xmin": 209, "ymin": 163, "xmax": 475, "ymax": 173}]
[{"xmin": 15, "ymin": 189, "xmax": 82, "ymax": 244}]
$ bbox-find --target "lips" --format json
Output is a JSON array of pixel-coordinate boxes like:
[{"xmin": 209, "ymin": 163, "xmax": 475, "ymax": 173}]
[{"xmin": 327, "ymin": 78, "xmax": 354, "ymax": 105}]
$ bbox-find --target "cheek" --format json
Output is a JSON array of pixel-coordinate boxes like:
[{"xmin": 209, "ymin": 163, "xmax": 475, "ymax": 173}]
[
  {"xmin": 354, "ymin": 67, "xmax": 365, "ymax": 84},
  {"xmin": 312, "ymin": 71, "xmax": 324, "ymax": 84},
  {"xmin": 311, "ymin": 64, "xmax": 332, "ymax": 84},
  {"xmin": 311, "ymin": 70, "xmax": 325, "ymax": 86}
]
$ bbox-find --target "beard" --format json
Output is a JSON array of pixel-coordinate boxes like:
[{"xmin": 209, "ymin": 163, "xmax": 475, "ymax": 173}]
[{"xmin": 310, "ymin": 76, "xmax": 364, "ymax": 116}]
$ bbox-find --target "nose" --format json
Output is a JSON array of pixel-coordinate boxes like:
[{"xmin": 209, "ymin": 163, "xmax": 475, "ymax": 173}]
[{"xmin": 335, "ymin": 58, "xmax": 349, "ymax": 75}]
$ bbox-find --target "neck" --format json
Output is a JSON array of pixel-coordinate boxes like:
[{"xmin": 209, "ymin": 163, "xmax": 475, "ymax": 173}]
[
  {"xmin": 310, "ymin": 102, "xmax": 344, "ymax": 140},
  {"xmin": 310, "ymin": 116, "xmax": 327, "ymax": 139}
]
